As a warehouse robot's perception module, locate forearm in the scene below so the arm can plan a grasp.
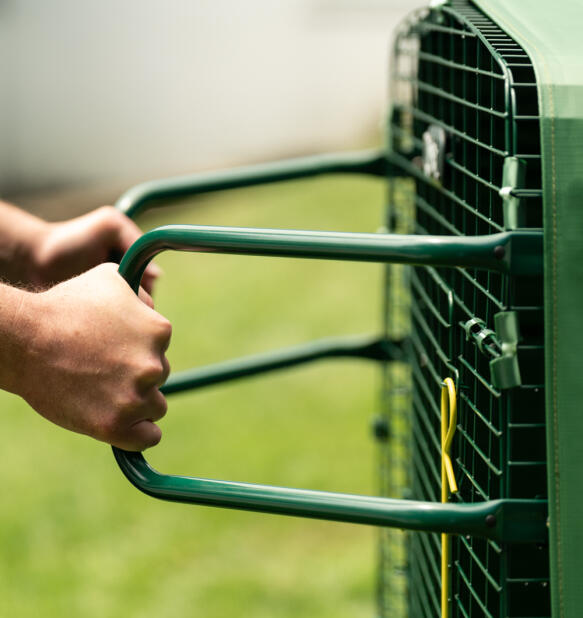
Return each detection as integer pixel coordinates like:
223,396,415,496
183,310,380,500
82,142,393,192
0,200,47,286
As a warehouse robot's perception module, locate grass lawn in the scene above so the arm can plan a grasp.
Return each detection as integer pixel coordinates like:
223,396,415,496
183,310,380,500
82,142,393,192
0,173,387,617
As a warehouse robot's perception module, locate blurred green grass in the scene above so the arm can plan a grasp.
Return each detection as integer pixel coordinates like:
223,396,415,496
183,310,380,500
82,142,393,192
0,174,386,617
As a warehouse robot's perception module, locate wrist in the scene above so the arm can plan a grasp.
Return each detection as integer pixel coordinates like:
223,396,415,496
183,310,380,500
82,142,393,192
0,202,49,285
0,284,42,396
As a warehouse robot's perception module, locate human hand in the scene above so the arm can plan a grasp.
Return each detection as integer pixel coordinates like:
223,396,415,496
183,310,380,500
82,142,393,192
30,206,160,292
13,263,171,451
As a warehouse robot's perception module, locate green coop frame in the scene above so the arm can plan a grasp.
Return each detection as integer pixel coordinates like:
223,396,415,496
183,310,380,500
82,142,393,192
110,1,583,617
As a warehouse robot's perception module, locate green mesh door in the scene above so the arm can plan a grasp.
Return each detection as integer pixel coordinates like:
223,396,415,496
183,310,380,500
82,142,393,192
380,1,549,616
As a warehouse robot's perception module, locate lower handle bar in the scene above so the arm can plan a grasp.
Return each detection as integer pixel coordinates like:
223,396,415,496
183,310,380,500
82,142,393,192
113,449,546,543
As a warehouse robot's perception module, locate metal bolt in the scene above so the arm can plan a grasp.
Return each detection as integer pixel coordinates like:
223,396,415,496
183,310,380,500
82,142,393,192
494,245,505,260
485,514,497,528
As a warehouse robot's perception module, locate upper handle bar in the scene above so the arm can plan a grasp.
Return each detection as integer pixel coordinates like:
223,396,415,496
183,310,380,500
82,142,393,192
116,149,390,219
118,224,542,286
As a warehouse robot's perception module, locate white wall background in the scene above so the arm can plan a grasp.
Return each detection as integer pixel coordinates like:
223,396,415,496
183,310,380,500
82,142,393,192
0,0,418,195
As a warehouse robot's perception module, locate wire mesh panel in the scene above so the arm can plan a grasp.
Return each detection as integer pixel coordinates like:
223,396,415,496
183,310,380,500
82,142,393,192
380,1,549,616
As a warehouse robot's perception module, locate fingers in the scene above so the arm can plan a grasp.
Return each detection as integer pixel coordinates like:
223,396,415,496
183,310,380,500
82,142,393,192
161,355,171,384
138,286,155,309
106,387,168,451
140,263,162,295
146,309,172,353
135,355,171,392
121,389,167,451
99,206,142,253
112,420,163,452
98,207,161,291
130,421,163,451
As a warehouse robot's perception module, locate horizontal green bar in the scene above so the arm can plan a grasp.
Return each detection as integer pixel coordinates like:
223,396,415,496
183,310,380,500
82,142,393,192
118,225,542,289
116,149,390,219
162,334,402,395
112,449,547,543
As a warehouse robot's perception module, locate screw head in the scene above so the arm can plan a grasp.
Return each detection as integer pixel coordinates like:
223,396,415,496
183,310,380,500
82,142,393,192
485,514,497,528
494,245,506,260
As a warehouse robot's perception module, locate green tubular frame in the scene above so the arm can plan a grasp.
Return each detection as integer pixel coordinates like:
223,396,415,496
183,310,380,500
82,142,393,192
112,224,547,543
113,449,545,543
115,148,390,219
118,224,541,279
161,335,401,395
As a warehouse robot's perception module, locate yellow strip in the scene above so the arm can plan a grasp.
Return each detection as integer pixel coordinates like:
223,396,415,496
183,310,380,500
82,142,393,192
441,377,457,618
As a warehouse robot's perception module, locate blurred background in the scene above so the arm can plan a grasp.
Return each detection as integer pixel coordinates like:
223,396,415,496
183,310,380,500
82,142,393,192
0,0,416,212
0,1,418,616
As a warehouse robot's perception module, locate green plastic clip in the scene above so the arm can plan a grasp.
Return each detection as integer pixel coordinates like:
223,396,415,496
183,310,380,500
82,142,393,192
462,317,498,355
489,312,522,389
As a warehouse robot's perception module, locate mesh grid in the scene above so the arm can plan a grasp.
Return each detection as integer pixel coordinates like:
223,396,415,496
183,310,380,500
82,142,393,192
380,1,549,616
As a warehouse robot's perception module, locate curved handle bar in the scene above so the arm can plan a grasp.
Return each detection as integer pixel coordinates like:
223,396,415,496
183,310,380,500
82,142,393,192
113,224,546,542
113,449,546,543
118,225,542,288
116,149,389,219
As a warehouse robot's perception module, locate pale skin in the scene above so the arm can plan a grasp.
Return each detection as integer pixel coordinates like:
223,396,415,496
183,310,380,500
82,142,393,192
0,201,171,451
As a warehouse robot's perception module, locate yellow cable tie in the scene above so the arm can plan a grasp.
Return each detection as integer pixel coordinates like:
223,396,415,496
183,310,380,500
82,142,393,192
441,376,457,618
442,377,458,495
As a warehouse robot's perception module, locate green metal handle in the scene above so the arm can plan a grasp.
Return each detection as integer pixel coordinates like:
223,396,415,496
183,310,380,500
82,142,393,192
112,224,547,542
119,224,541,284
113,449,546,543
116,149,389,219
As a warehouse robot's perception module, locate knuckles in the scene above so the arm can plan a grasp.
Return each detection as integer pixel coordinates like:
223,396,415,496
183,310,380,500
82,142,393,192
95,205,125,232
139,358,166,384
91,387,167,447
154,314,172,341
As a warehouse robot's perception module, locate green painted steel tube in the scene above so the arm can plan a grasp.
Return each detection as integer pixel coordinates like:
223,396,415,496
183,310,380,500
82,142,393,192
113,449,546,543
162,335,401,395
118,225,542,290
116,149,388,219
113,224,547,542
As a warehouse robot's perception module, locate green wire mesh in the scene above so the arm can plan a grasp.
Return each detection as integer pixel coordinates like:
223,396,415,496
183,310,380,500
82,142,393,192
379,1,548,616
